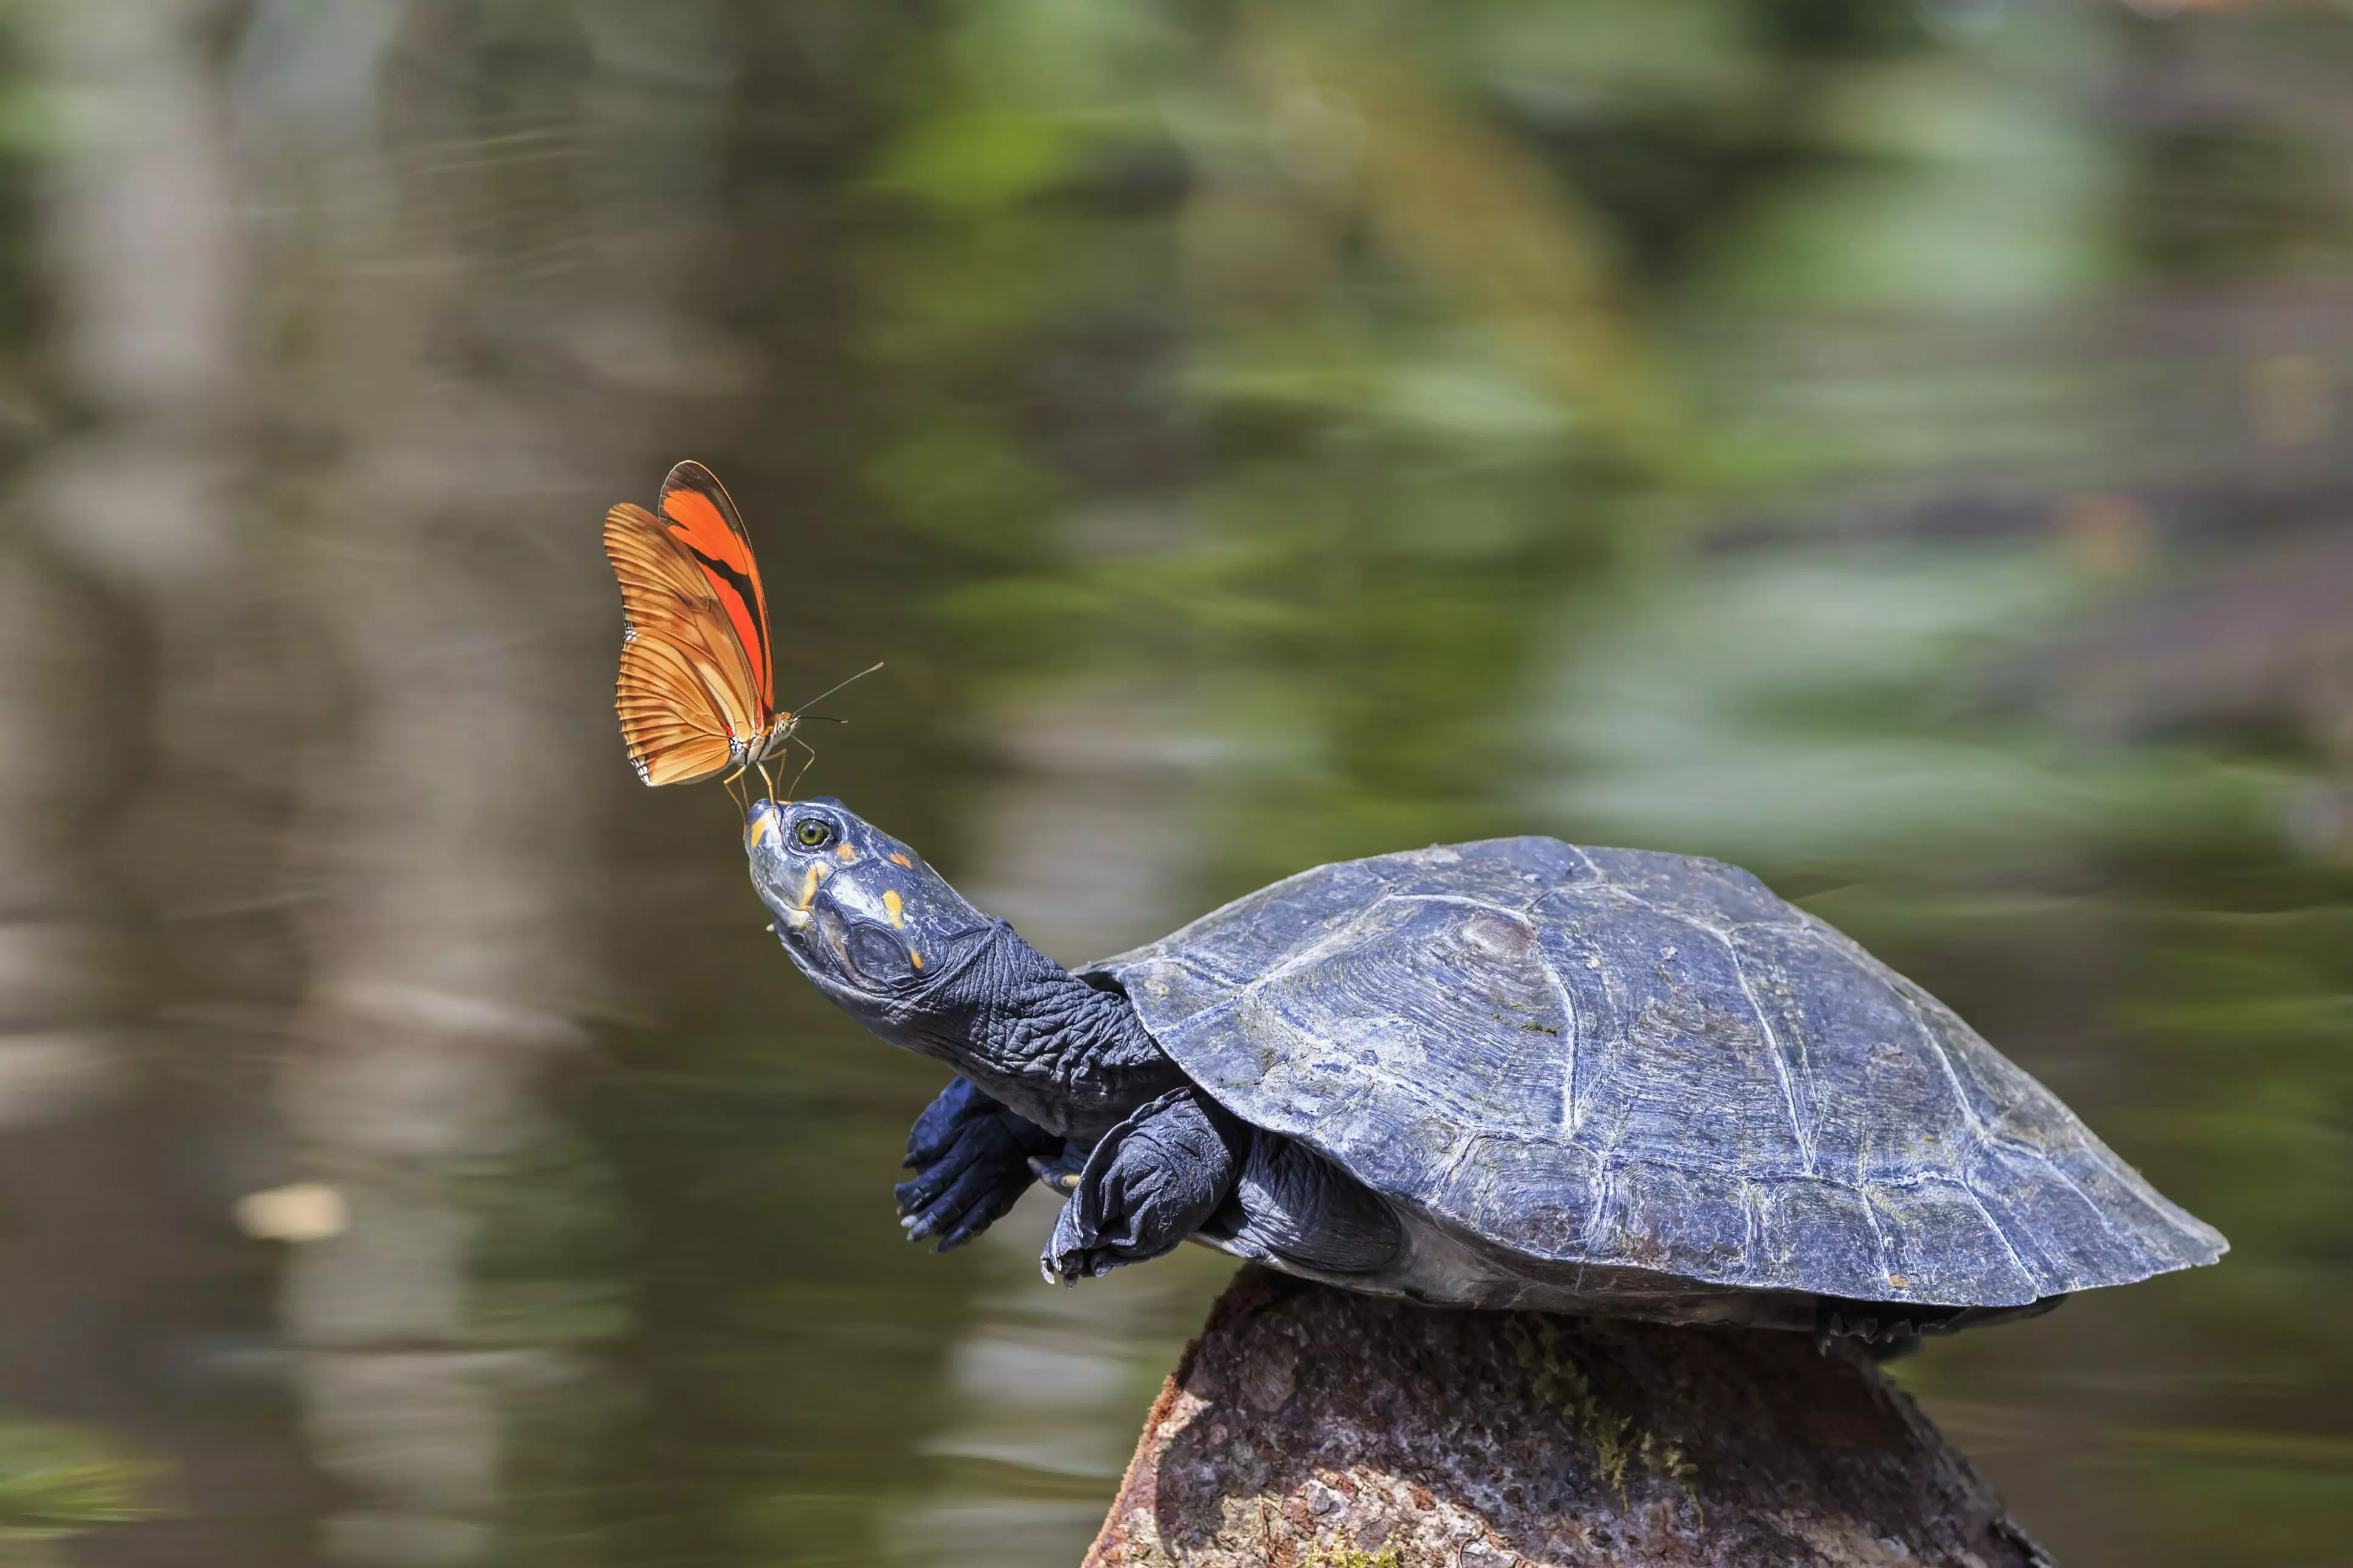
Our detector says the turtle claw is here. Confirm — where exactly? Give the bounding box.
[1028,1153,1083,1193]
[1042,1198,1098,1284]
[896,1080,1062,1251]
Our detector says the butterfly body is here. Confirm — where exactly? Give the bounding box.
[606,461,797,788]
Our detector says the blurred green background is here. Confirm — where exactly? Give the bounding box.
[0,0,2343,1564]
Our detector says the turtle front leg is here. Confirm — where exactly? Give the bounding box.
[1044,1086,1246,1283]
[896,1077,1062,1252]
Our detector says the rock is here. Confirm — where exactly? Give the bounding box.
[1084,1268,2051,1568]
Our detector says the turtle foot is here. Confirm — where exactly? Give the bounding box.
[1810,1293,2067,1359]
[1813,1296,1947,1359]
[897,1077,1061,1252]
[1041,1086,1245,1285]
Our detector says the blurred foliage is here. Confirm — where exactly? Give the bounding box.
[0,1412,165,1542]
[853,0,2345,886]
[1527,539,2295,868]
[0,9,49,463]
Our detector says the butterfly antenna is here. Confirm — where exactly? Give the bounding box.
[782,661,884,726]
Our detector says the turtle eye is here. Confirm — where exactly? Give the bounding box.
[794,818,833,848]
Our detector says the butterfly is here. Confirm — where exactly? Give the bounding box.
[603,460,877,803]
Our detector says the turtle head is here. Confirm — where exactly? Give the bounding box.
[746,796,1173,1139]
[744,797,996,1024]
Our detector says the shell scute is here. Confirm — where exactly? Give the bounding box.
[1576,846,1804,930]
[1381,837,1596,908]
[1540,902,1807,1173]
[1961,1141,2152,1291]
[1746,1176,1885,1290]
[1727,920,1981,1184]
[1868,1176,2042,1305]
[1435,1133,1601,1259]
[1211,896,1570,1138]
[1584,1161,1755,1280]
[2050,1141,2225,1268]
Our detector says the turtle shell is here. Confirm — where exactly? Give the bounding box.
[1086,838,2225,1308]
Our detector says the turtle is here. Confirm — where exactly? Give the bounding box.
[745,797,2225,1343]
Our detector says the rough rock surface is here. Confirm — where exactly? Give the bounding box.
[1084,1269,2051,1568]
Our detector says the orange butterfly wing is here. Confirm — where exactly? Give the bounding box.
[603,461,777,787]
[657,461,774,713]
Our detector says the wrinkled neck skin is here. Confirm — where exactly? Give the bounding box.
[813,918,1182,1144]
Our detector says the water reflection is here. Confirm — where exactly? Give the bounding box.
[0,1,2340,1566]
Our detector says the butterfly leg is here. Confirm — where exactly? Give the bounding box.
[781,732,821,802]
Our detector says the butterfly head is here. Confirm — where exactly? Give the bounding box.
[745,797,995,1012]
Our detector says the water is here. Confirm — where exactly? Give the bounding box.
[0,1,2344,1564]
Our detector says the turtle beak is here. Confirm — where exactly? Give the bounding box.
[744,801,813,931]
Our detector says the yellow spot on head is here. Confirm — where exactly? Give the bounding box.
[835,843,857,862]
[909,950,923,970]
[1887,1273,1911,1290]
[888,852,912,869]
[797,864,822,910]
[882,889,904,928]
[747,813,777,849]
